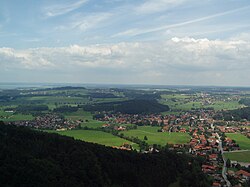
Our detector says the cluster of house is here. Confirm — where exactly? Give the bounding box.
[186,125,225,186]
[176,92,239,107]
[97,109,250,186]
[223,137,240,152]
[112,143,132,151]
[101,123,127,131]
[7,114,80,130]
[228,169,250,185]
[217,125,250,139]
[99,110,216,127]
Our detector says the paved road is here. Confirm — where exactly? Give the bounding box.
[217,134,232,187]
[168,126,173,135]
[224,149,250,153]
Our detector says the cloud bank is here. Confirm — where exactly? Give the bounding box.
[1,36,250,85]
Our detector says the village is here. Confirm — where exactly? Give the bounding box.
[8,114,81,130]
[98,110,250,187]
[4,108,250,186]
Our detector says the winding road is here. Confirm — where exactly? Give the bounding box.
[217,133,232,187]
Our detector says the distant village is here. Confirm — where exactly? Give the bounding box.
[7,114,81,130]
[6,108,250,186]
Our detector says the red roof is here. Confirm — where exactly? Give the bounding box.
[212,182,221,187]
[236,170,250,177]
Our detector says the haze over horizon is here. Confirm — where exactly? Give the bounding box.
[1,0,250,86]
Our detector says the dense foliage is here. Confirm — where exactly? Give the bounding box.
[89,92,119,98]
[123,91,161,100]
[84,100,169,114]
[0,122,210,187]
[239,98,250,106]
[216,107,250,121]
[53,105,79,113]
[16,105,49,113]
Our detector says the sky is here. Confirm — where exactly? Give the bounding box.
[0,0,250,86]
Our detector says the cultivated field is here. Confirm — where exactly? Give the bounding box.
[160,94,243,111]
[0,109,34,122]
[47,129,139,149]
[63,109,106,128]
[121,126,191,146]
[226,133,250,150]
[224,151,250,163]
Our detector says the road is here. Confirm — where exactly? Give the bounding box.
[224,149,250,153]
[217,133,232,187]
[168,126,173,134]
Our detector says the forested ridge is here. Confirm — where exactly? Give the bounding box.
[84,99,169,114]
[0,122,210,187]
[216,107,250,121]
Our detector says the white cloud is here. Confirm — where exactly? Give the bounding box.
[0,47,55,69]
[0,36,250,85]
[53,13,112,32]
[136,0,187,14]
[114,5,250,38]
[43,0,88,18]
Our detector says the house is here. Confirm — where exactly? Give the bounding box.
[209,154,218,161]
[102,124,110,128]
[212,182,221,187]
[236,170,250,180]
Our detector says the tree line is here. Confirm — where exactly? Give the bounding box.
[84,99,169,114]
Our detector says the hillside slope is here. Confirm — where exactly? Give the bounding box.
[0,122,210,187]
[84,99,169,114]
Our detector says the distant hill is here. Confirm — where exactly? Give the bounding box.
[40,86,86,91]
[89,92,120,98]
[84,99,170,114]
[0,122,210,187]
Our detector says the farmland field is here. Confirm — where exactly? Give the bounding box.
[63,109,105,128]
[0,110,34,122]
[226,133,250,150]
[210,101,244,111]
[121,126,191,146]
[46,129,139,149]
[64,109,93,121]
[160,94,243,111]
[25,96,89,105]
[81,121,106,128]
[224,151,250,163]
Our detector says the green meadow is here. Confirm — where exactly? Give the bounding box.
[209,101,244,111]
[0,109,34,122]
[226,133,250,150]
[160,94,243,111]
[121,126,191,146]
[63,109,105,128]
[224,151,250,163]
[46,129,139,149]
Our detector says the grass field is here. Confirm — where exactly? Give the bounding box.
[47,129,139,149]
[25,96,89,105]
[64,109,92,121]
[63,109,105,128]
[81,121,106,128]
[161,94,191,99]
[224,151,250,163]
[0,109,34,122]
[92,97,127,103]
[226,133,250,150]
[209,101,244,111]
[160,94,243,111]
[121,126,191,146]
